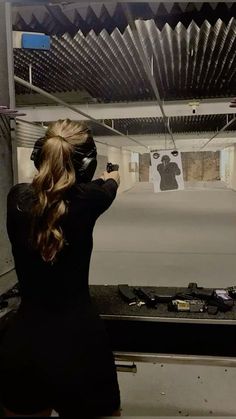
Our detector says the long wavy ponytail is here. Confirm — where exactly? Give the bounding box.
[31,119,89,263]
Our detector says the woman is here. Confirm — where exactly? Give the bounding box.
[0,119,120,417]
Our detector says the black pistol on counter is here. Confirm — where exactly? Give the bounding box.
[187,282,214,300]
[134,287,158,308]
[118,284,137,305]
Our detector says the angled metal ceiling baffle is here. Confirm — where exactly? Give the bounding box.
[12,2,236,36]
[12,2,236,150]
[14,11,236,101]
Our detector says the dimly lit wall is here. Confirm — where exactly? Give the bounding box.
[139,151,220,182]
[0,3,15,275]
[182,152,220,181]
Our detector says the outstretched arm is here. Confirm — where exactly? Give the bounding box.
[89,171,120,218]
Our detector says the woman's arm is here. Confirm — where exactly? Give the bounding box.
[89,171,120,218]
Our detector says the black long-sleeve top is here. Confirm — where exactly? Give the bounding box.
[6,178,118,309]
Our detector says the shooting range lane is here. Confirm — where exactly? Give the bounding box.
[90,182,236,288]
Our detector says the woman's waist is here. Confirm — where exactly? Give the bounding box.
[19,290,92,312]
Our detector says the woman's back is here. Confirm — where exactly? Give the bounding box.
[7,179,117,308]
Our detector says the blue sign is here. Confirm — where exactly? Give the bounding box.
[22,34,50,50]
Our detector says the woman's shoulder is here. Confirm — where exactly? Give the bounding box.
[7,183,35,212]
[8,183,33,200]
[8,182,31,194]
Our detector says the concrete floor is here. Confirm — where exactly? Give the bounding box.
[90,181,236,288]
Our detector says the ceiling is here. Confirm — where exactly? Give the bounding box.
[91,115,236,136]
[12,2,236,36]
[12,2,236,151]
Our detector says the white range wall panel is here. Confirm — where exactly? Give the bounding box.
[16,119,46,148]
[122,149,137,191]
[228,144,236,191]
[17,147,36,183]
[107,146,136,193]
[96,142,108,157]
[220,150,226,183]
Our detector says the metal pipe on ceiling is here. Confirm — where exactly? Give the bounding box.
[200,114,236,150]
[14,76,149,150]
[122,3,176,150]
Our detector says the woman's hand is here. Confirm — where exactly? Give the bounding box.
[100,171,120,186]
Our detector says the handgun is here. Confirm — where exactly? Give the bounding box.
[134,287,157,308]
[118,284,137,305]
[188,282,214,300]
[175,292,194,300]
[106,162,119,173]
[155,291,176,303]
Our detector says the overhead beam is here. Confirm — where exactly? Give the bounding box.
[200,114,236,150]
[16,98,235,122]
[14,76,148,150]
[87,132,236,152]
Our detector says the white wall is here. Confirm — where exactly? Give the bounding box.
[17,147,36,183]
[230,145,236,190]
[228,147,234,188]
[107,146,137,193]
[221,145,236,190]
[220,149,228,183]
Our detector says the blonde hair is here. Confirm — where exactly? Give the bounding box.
[31,119,90,263]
